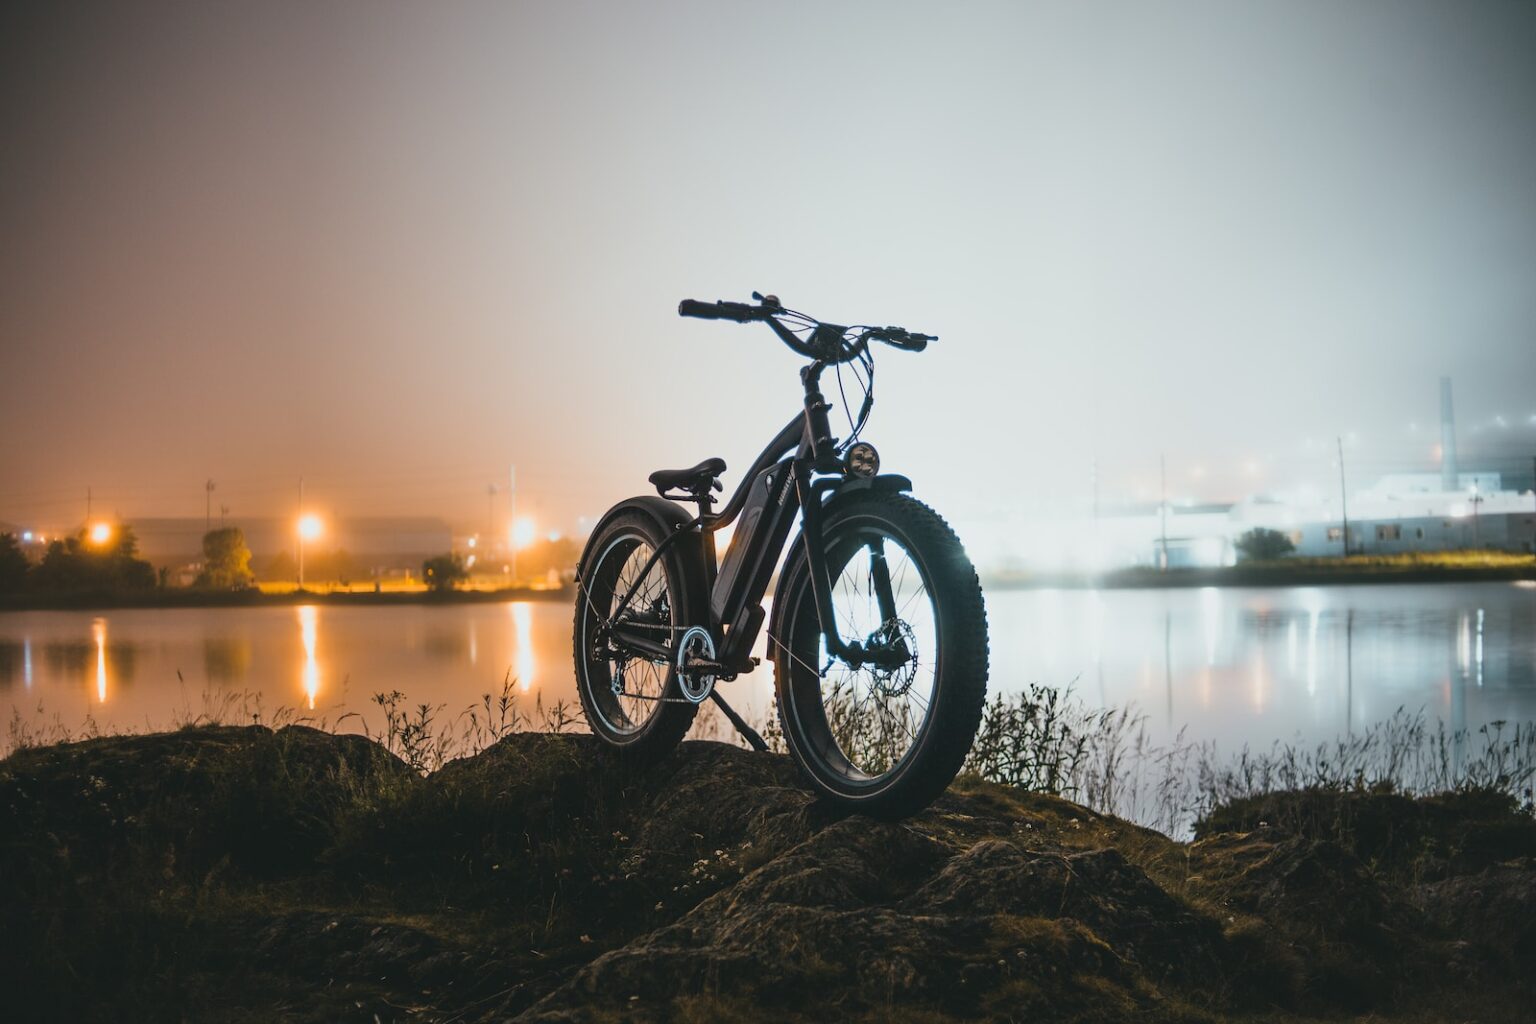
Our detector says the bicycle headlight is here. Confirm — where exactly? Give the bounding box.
[845,442,880,478]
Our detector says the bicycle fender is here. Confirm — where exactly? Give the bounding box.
[575,496,709,614]
[829,473,912,498]
[769,474,914,645]
[588,494,694,542]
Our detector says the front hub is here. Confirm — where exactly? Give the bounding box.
[863,618,918,697]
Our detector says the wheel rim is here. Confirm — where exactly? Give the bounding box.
[785,518,940,787]
[579,531,676,736]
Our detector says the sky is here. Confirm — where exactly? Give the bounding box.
[3,0,1534,544]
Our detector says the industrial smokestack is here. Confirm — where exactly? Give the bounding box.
[1439,376,1459,491]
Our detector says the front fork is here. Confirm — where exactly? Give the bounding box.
[793,462,902,670]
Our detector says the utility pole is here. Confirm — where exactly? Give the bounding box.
[1336,436,1350,557]
[487,483,498,545]
[298,477,305,589]
[509,465,518,584]
[86,486,92,522]
[220,504,229,529]
[205,479,215,533]
[1159,454,1169,571]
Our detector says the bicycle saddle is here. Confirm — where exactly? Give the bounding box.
[648,457,726,496]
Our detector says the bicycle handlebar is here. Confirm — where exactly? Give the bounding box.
[677,299,771,323]
[678,293,935,361]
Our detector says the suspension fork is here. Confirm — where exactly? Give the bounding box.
[794,358,866,666]
[867,536,899,622]
[794,463,905,668]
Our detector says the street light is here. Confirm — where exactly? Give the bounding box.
[509,516,535,586]
[88,522,113,545]
[512,517,535,549]
[297,514,323,589]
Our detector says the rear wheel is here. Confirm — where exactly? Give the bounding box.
[771,492,988,818]
[573,512,698,756]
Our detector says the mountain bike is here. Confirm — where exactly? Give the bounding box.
[573,292,989,818]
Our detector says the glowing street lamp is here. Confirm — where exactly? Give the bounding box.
[297,514,323,589]
[88,522,113,545]
[512,517,536,549]
[509,516,535,586]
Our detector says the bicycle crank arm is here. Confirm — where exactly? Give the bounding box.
[683,654,732,677]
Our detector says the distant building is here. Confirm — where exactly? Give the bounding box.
[969,479,1536,574]
[1261,474,1536,557]
[128,517,453,575]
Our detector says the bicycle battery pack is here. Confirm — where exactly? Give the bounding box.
[711,458,798,622]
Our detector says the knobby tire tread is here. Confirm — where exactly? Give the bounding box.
[572,512,698,761]
[774,491,989,819]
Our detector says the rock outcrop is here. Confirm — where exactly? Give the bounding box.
[2,727,1531,1022]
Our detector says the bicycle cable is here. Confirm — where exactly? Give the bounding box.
[834,329,876,451]
[761,303,881,452]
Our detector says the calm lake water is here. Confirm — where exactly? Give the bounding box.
[3,583,1534,755]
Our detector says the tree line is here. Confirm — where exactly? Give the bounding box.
[0,527,254,595]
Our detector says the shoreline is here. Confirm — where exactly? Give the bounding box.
[986,562,1536,590]
[3,561,1534,612]
[0,584,575,613]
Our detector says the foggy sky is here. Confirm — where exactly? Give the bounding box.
[3,1,1534,538]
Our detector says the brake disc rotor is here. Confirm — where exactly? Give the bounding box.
[866,618,919,699]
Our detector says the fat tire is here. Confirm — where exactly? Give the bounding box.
[572,511,698,759]
[772,491,989,819]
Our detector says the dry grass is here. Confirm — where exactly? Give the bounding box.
[8,672,1532,841]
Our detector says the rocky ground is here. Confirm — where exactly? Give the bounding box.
[2,726,1533,1022]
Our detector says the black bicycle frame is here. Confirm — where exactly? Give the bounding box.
[604,357,893,675]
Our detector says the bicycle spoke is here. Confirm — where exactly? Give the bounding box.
[808,525,939,778]
[898,580,930,619]
[581,533,677,737]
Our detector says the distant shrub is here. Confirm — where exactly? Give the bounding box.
[196,527,254,588]
[422,553,468,592]
[1235,527,1295,562]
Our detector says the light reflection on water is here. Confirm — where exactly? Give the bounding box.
[0,583,1532,754]
[298,605,319,711]
[512,602,534,692]
[92,617,106,704]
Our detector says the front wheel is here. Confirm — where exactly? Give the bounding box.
[771,491,989,818]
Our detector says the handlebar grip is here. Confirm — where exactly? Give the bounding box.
[678,299,720,319]
[678,299,767,322]
[870,328,934,352]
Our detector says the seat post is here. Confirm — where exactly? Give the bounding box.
[696,491,718,583]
